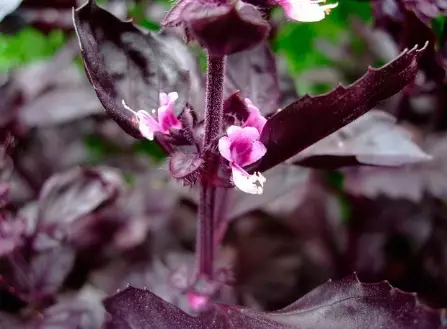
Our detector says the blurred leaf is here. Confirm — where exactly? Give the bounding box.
[0,28,65,73]
[432,15,446,47]
[133,140,166,162]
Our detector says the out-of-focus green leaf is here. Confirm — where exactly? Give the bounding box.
[0,28,65,73]
[432,15,445,48]
[133,140,166,163]
[273,0,372,94]
[128,2,161,31]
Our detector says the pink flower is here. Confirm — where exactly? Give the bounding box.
[122,92,182,140]
[218,126,267,194]
[243,98,267,134]
[277,0,338,22]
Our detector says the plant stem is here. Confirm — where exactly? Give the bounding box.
[197,55,226,278]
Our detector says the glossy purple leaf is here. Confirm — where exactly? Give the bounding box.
[292,111,431,169]
[255,44,427,173]
[73,0,196,138]
[225,43,280,116]
[37,167,123,228]
[104,273,447,329]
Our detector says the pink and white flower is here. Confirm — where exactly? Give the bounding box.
[277,0,338,22]
[122,92,182,141]
[218,125,267,195]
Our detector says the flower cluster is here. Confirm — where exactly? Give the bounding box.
[218,99,267,195]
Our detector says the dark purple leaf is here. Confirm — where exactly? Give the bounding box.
[30,287,105,329]
[104,273,447,329]
[37,167,123,228]
[291,110,431,169]
[226,164,310,220]
[225,43,280,115]
[73,0,196,138]
[256,44,427,172]
[18,66,102,127]
[163,0,270,56]
[0,312,24,329]
[1,240,75,301]
[169,152,202,184]
[343,132,447,201]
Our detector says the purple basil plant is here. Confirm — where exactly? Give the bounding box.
[2,0,447,328]
[68,0,447,328]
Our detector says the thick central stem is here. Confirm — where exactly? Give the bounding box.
[197,55,226,278]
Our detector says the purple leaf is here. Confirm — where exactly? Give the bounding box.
[292,110,431,169]
[343,133,447,201]
[1,241,75,301]
[37,167,123,228]
[225,43,280,115]
[73,0,195,138]
[256,44,427,172]
[18,66,102,127]
[103,273,447,329]
[226,164,310,220]
[169,152,202,184]
[30,287,105,329]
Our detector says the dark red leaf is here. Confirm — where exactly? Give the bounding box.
[256,44,427,173]
[103,273,447,329]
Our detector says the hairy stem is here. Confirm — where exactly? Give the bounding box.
[197,55,226,278]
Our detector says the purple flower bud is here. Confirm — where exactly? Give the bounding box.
[163,0,270,56]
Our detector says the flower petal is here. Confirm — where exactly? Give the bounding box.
[279,0,337,22]
[159,92,169,106]
[231,165,266,195]
[240,140,267,167]
[227,125,259,142]
[136,110,160,140]
[218,136,233,162]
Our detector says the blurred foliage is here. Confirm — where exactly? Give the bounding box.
[432,15,446,48]
[0,28,65,73]
[273,0,372,94]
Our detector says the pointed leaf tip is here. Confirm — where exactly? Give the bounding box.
[255,44,427,172]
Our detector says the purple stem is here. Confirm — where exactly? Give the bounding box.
[197,55,226,278]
